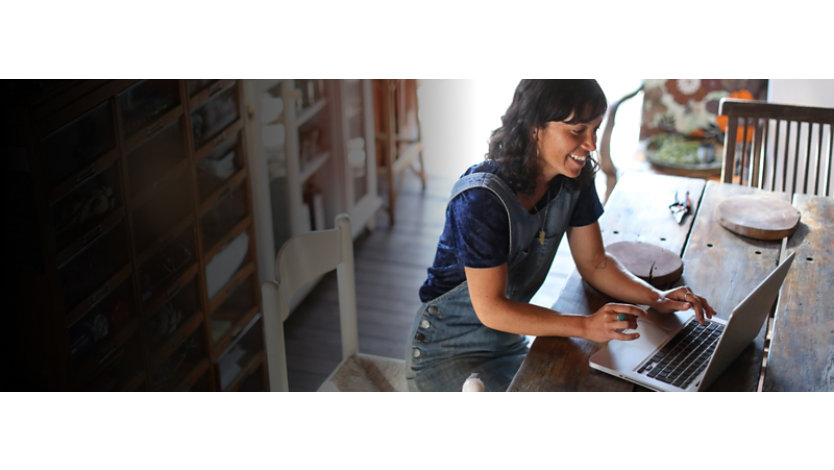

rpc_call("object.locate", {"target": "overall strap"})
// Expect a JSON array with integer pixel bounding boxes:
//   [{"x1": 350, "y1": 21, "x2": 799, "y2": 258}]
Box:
[{"x1": 448, "y1": 172, "x2": 521, "y2": 254}]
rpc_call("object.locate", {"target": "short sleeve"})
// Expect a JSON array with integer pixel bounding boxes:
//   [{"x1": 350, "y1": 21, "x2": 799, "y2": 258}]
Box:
[
  {"x1": 449, "y1": 187, "x2": 510, "y2": 268},
  {"x1": 568, "y1": 182, "x2": 604, "y2": 227}
]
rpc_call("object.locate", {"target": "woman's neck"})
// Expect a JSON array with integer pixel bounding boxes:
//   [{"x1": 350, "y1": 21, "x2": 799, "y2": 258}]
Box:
[{"x1": 518, "y1": 179, "x2": 552, "y2": 212}]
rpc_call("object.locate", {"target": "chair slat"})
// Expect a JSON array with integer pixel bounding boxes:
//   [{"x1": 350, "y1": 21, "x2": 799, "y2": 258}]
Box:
[
  {"x1": 719, "y1": 98, "x2": 834, "y2": 196},
  {"x1": 823, "y1": 126, "x2": 834, "y2": 196},
  {"x1": 792, "y1": 120, "x2": 802, "y2": 195},
  {"x1": 803, "y1": 122, "x2": 813, "y2": 194},
  {"x1": 814, "y1": 122, "x2": 824, "y2": 195}
]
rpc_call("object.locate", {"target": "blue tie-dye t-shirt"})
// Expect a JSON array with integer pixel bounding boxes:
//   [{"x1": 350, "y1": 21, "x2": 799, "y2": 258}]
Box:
[{"x1": 418, "y1": 161, "x2": 603, "y2": 302}]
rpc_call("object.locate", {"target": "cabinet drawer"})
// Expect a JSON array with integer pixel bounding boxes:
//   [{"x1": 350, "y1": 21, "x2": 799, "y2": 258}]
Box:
[
  {"x1": 68, "y1": 276, "x2": 136, "y2": 365},
  {"x1": 200, "y1": 181, "x2": 248, "y2": 253},
  {"x1": 196, "y1": 130, "x2": 243, "y2": 203},
  {"x1": 150, "y1": 324, "x2": 206, "y2": 391},
  {"x1": 187, "y1": 79, "x2": 218, "y2": 98},
  {"x1": 190, "y1": 82, "x2": 240, "y2": 150},
  {"x1": 147, "y1": 275, "x2": 201, "y2": 346},
  {"x1": 209, "y1": 272, "x2": 257, "y2": 346},
  {"x1": 50, "y1": 160, "x2": 123, "y2": 260},
  {"x1": 216, "y1": 315, "x2": 264, "y2": 391},
  {"x1": 138, "y1": 224, "x2": 196, "y2": 309},
  {"x1": 119, "y1": 80, "x2": 181, "y2": 139},
  {"x1": 131, "y1": 167, "x2": 193, "y2": 255},
  {"x1": 39, "y1": 100, "x2": 116, "y2": 188},
  {"x1": 73, "y1": 332, "x2": 142, "y2": 392},
  {"x1": 125, "y1": 116, "x2": 188, "y2": 200},
  {"x1": 59, "y1": 219, "x2": 129, "y2": 312}
]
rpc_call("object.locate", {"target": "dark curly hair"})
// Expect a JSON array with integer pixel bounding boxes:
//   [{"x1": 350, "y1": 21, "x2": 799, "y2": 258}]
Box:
[{"x1": 486, "y1": 79, "x2": 608, "y2": 195}]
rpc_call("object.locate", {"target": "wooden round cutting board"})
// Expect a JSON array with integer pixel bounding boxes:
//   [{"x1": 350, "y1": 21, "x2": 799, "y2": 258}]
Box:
[
  {"x1": 715, "y1": 195, "x2": 800, "y2": 240},
  {"x1": 606, "y1": 241, "x2": 683, "y2": 289}
]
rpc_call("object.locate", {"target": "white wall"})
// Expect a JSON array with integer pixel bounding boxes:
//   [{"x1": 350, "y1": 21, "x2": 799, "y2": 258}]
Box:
[
  {"x1": 768, "y1": 80, "x2": 834, "y2": 107},
  {"x1": 418, "y1": 79, "x2": 643, "y2": 179},
  {"x1": 418, "y1": 79, "x2": 518, "y2": 179}
]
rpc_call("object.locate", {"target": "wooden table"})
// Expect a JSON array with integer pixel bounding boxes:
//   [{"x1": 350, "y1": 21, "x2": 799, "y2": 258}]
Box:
[{"x1": 508, "y1": 171, "x2": 833, "y2": 392}]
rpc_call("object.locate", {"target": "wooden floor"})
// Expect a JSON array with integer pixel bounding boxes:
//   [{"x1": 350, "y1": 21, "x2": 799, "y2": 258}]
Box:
[{"x1": 284, "y1": 170, "x2": 577, "y2": 391}]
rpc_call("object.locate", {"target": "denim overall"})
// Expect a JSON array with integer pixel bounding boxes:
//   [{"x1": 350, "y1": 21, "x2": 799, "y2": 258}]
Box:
[{"x1": 405, "y1": 172, "x2": 582, "y2": 391}]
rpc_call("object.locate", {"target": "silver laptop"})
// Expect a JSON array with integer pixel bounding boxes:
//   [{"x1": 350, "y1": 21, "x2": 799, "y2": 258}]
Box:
[{"x1": 589, "y1": 251, "x2": 795, "y2": 392}]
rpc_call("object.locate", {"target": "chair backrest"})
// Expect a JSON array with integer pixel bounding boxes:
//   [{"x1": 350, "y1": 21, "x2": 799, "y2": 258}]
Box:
[
  {"x1": 261, "y1": 214, "x2": 358, "y2": 391},
  {"x1": 719, "y1": 98, "x2": 834, "y2": 196},
  {"x1": 598, "y1": 84, "x2": 643, "y2": 202}
]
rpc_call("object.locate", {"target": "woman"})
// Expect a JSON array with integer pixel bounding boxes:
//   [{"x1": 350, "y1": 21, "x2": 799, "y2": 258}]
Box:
[{"x1": 405, "y1": 80, "x2": 716, "y2": 392}]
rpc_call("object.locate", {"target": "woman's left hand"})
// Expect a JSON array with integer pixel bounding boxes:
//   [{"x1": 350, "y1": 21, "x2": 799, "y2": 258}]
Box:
[{"x1": 651, "y1": 286, "x2": 717, "y2": 325}]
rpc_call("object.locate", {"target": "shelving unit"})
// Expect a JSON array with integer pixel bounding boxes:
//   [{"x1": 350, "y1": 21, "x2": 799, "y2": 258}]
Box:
[
  {"x1": 246, "y1": 80, "x2": 382, "y2": 298},
  {"x1": 4, "y1": 79, "x2": 267, "y2": 391},
  {"x1": 373, "y1": 79, "x2": 427, "y2": 225}
]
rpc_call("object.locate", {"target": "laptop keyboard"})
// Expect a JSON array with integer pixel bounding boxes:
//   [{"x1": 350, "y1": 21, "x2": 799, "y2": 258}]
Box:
[{"x1": 636, "y1": 318, "x2": 725, "y2": 389}]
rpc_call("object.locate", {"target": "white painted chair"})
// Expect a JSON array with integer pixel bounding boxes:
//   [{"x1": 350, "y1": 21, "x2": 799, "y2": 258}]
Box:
[{"x1": 262, "y1": 213, "x2": 407, "y2": 392}]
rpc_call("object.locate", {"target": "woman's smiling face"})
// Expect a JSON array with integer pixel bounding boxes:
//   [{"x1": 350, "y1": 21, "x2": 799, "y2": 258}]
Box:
[{"x1": 535, "y1": 115, "x2": 602, "y2": 181}]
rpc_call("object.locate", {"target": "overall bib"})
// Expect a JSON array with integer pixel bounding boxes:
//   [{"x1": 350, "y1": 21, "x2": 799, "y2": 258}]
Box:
[{"x1": 405, "y1": 172, "x2": 582, "y2": 391}]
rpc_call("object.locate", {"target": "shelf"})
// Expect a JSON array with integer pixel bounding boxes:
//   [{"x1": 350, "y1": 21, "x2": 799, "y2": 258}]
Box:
[
  {"x1": 175, "y1": 359, "x2": 210, "y2": 392},
  {"x1": 136, "y1": 214, "x2": 194, "y2": 268},
  {"x1": 120, "y1": 371, "x2": 146, "y2": 392},
  {"x1": 215, "y1": 313, "x2": 263, "y2": 390},
  {"x1": 49, "y1": 148, "x2": 120, "y2": 203},
  {"x1": 198, "y1": 168, "x2": 248, "y2": 216},
  {"x1": 203, "y1": 215, "x2": 252, "y2": 263},
  {"x1": 195, "y1": 118, "x2": 244, "y2": 162},
  {"x1": 143, "y1": 263, "x2": 199, "y2": 315},
  {"x1": 56, "y1": 207, "x2": 125, "y2": 269},
  {"x1": 223, "y1": 350, "x2": 265, "y2": 392},
  {"x1": 123, "y1": 105, "x2": 184, "y2": 152},
  {"x1": 17, "y1": 79, "x2": 264, "y2": 391},
  {"x1": 148, "y1": 310, "x2": 203, "y2": 370},
  {"x1": 296, "y1": 97, "x2": 327, "y2": 127},
  {"x1": 73, "y1": 316, "x2": 140, "y2": 382},
  {"x1": 130, "y1": 157, "x2": 190, "y2": 210},
  {"x1": 211, "y1": 304, "x2": 259, "y2": 362},
  {"x1": 149, "y1": 325, "x2": 207, "y2": 391},
  {"x1": 208, "y1": 260, "x2": 255, "y2": 312},
  {"x1": 299, "y1": 151, "x2": 331, "y2": 183},
  {"x1": 66, "y1": 264, "x2": 132, "y2": 325},
  {"x1": 189, "y1": 80, "x2": 235, "y2": 110}
]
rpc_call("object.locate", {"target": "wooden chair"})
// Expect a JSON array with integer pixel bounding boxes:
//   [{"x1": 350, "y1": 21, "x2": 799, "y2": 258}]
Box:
[
  {"x1": 598, "y1": 84, "x2": 644, "y2": 202},
  {"x1": 261, "y1": 214, "x2": 407, "y2": 391},
  {"x1": 719, "y1": 98, "x2": 834, "y2": 196},
  {"x1": 374, "y1": 79, "x2": 427, "y2": 225}
]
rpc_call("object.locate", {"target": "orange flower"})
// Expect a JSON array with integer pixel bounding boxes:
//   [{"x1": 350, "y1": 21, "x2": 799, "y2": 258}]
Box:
[{"x1": 717, "y1": 89, "x2": 755, "y2": 142}]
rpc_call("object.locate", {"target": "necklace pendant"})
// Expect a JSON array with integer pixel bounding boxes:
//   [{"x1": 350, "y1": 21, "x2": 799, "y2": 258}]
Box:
[{"x1": 539, "y1": 229, "x2": 545, "y2": 245}]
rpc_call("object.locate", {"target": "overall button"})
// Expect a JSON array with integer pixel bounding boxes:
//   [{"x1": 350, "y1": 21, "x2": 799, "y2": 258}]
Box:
[
  {"x1": 420, "y1": 319, "x2": 431, "y2": 329},
  {"x1": 427, "y1": 305, "x2": 439, "y2": 315},
  {"x1": 412, "y1": 348, "x2": 422, "y2": 358},
  {"x1": 416, "y1": 333, "x2": 426, "y2": 342}
]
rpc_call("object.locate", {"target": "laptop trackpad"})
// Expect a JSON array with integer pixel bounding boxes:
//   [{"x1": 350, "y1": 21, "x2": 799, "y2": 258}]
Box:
[{"x1": 597, "y1": 310, "x2": 690, "y2": 370}]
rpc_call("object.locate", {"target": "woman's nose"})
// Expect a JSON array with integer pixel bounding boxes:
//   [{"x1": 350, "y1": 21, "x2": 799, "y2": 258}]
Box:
[{"x1": 581, "y1": 130, "x2": 597, "y2": 151}]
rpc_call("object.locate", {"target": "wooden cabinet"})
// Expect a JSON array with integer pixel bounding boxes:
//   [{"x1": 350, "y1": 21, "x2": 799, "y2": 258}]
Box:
[
  {"x1": 3, "y1": 79, "x2": 267, "y2": 391},
  {"x1": 245, "y1": 80, "x2": 382, "y2": 294}
]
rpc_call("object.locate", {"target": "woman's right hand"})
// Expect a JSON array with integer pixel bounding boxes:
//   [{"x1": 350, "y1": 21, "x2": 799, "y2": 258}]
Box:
[{"x1": 583, "y1": 303, "x2": 648, "y2": 342}]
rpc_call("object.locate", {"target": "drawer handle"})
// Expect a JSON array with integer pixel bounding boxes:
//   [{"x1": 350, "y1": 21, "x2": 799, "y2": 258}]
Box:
[
  {"x1": 90, "y1": 282, "x2": 111, "y2": 307},
  {"x1": 147, "y1": 119, "x2": 165, "y2": 135},
  {"x1": 81, "y1": 224, "x2": 104, "y2": 245},
  {"x1": 208, "y1": 82, "x2": 227, "y2": 98},
  {"x1": 75, "y1": 167, "x2": 97, "y2": 184}
]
